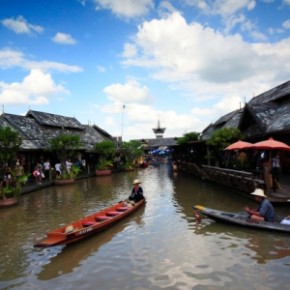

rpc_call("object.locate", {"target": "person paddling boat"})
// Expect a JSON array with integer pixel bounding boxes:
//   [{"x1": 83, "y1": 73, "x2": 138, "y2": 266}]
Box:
[{"x1": 244, "y1": 188, "x2": 275, "y2": 222}]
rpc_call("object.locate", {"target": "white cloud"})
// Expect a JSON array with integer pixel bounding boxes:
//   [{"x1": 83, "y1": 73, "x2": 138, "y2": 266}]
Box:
[
  {"x1": 122, "y1": 12, "x2": 259, "y2": 83},
  {"x1": 96, "y1": 65, "x2": 106, "y2": 72},
  {"x1": 0, "y1": 49, "x2": 25, "y2": 68},
  {"x1": 122, "y1": 11, "x2": 290, "y2": 91},
  {"x1": 93, "y1": 0, "x2": 154, "y2": 19},
  {"x1": 157, "y1": 1, "x2": 177, "y2": 17},
  {"x1": 184, "y1": 0, "x2": 255, "y2": 17},
  {"x1": 0, "y1": 69, "x2": 68, "y2": 105},
  {"x1": 212, "y1": 0, "x2": 256, "y2": 17},
  {"x1": 106, "y1": 104, "x2": 205, "y2": 140},
  {"x1": 102, "y1": 79, "x2": 153, "y2": 106},
  {"x1": 116, "y1": 10, "x2": 290, "y2": 139},
  {"x1": 122, "y1": 43, "x2": 137, "y2": 58},
  {"x1": 78, "y1": 0, "x2": 87, "y2": 6},
  {"x1": 283, "y1": 19, "x2": 290, "y2": 29},
  {"x1": 1, "y1": 16, "x2": 43, "y2": 34},
  {"x1": 52, "y1": 32, "x2": 77, "y2": 45},
  {"x1": 98, "y1": 79, "x2": 207, "y2": 139},
  {"x1": 184, "y1": 1, "x2": 264, "y2": 40},
  {"x1": 0, "y1": 48, "x2": 82, "y2": 73}
]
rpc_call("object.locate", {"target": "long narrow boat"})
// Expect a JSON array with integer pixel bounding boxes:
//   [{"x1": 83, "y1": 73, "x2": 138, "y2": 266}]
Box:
[
  {"x1": 34, "y1": 199, "x2": 145, "y2": 247},
  {"x1": 193, "y1": 205, "x2": 290, "y2": 233}
]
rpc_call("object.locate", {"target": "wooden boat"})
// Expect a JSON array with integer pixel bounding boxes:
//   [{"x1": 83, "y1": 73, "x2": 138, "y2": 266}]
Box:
[
  {"x1": 34, "y1": 199, "x2": 145, "y2": 247},
  {"x1": 193, "y1": 205, "x2": 290, "y2": 233}
]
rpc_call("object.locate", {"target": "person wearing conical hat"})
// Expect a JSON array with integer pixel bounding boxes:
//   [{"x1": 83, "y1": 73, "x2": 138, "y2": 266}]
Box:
[
  {"x1": 244, "y1": 188, "x2": 275, "y2": 222},
  {"x1": 127, "y1": 179, "x2": 144, "y2": 203}
]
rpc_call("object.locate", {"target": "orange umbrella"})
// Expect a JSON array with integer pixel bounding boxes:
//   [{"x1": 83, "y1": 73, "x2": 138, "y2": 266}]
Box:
[
  {"x1": 250, "y1": 137, "x2": 290, "y2": 151},
  {"x1": 224, "y1": 140, "x2": 253, "y2": 150}
]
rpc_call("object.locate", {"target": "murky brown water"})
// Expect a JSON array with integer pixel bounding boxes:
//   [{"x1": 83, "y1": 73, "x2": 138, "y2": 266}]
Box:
[{"x1": 1, "y1": 164, "x2": 290, "y2": 289}]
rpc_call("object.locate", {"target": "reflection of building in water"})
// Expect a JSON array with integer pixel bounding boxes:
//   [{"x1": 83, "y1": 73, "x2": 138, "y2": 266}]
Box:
[{"x1": 246, "y1": 236, "x2": 290, "y2": 264}]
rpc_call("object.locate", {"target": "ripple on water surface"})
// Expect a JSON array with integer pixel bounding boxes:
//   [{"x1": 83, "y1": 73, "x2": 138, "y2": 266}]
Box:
[{"x1": 1, "y1": 166, "x2": 290, "y2": 290}]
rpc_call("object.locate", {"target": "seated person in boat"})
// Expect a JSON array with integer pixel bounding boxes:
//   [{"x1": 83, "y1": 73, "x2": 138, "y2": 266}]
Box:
[
  {"x1": 127, "y1": 179, "x2": 144, "y2": 203},
  {"x1": 244, "y1": 188, "x2": 275, "y2": 222}
]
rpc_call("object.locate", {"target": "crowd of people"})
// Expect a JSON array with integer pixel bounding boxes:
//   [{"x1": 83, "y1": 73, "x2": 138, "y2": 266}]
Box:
[{"x1": 32, "y1": 158, "x2": 81, "y2": 184}]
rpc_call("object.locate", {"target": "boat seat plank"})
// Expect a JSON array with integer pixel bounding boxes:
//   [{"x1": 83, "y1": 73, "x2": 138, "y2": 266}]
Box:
[
  {"x1": 95, "y1": 215, "x2": 109, "y2": 222},
  {"x1": 83, "y1": 221, "x2": 97, "y2": 227},
  {"x1": 106, "y1": 211, "x2": 120, "y2": 217},
  {"x1": 116, "y1": 207, "x2": 128, "y2": 212}
]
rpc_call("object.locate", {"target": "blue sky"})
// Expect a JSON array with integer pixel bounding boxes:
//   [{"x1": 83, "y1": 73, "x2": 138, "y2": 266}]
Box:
[{"x1": 1, "y1": 0, "x2": 290, "y2": 141}]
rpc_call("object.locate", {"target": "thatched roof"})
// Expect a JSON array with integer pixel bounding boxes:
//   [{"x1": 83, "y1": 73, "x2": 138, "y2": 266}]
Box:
[
  {"x1": 201, "y1": 79, "x2": 290, "y2": 141},
  {"x1": 202, "y1": 109, "x2": 242, "y2": 140},
  {"x1": 26, "y1": 110, "x2": 83, "y2": 129},
  {"x1": 0, "y1": 110, "x2": 113, "y2": 151}
]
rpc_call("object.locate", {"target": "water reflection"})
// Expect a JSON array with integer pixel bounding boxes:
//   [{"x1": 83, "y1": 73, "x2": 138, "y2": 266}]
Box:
[
  {"x1": 37, "y1": 206, "x2": 145, "y2": 280},
  {"x1": 195, "y1": 218, "x2": 290, "y2": 264},
  {"x1": 1, "y1": 164, "x2": 290, "y2": 290}
]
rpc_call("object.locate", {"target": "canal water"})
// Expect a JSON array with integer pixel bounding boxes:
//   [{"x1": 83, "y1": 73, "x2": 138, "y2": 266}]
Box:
[{"x1": 1, "y1": 164, "x2": 290, "y2": 290}]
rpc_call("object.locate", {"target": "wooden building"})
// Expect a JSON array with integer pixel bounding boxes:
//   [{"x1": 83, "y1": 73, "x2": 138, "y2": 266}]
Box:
[
  {"x1": 177, "y1": 80, "x2": 290, "y2": 203},
  {"x1": 203, "y1": 80, "x2": 290, "y2": 144},
  {"x1": 0, "y1": 110, "x2": 114, "y2": 175}
]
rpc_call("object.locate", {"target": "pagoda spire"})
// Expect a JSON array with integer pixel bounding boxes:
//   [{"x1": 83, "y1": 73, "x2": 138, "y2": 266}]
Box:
[{"x1": 152, "y1": 119, "x2": 166, "y2": 138}]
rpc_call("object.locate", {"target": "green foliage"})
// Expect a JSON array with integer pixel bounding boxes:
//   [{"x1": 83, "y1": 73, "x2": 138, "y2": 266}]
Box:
[
  {"x1": 0, "y1": 173, "x2": 30, "y2": 199},
  {"x1": 205, "y1": 128, "x2": 243, "y2": 166},
  {"x1": 177, "y1": 132, "x2": 200, "y2": 145},
  {"x1": 94, "y1": 140, "x2": 116, "y2": 170},
  {"x1": 49, "y1": 134, "x2": 82, "y2": 152},
  {"x1": 60, "y1": 165, "x2": 81, "y2": 179},
  {"x1": 96, "y1": 157, "x2": 113, "y2": 170},
  {"x1": 0, "y1": 126, "x2": 22, "y2": 164},
  {"x1": 94, "y1": 140, "x2": 116, "y2": 157},
  {"x1": 49, "y1": 134, "x2": 82, "y2": 178},
  {"x1": 122, "y1": 161, "x2": 133, "y2": 171},
  {"x1": 0, "y1": 126, "x2": 24, "y2": 199},
  {"x1": 206, "y1": 128, "x2": 243, "y2": 149},
  {"x1": 121, "y1": 140, "x2": 144, "y2": 165}
]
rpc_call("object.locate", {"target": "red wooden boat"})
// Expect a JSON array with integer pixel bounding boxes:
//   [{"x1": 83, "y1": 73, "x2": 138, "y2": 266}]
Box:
[{"x1": 34, "y1": 199, "x2": 145, "y2": 247}]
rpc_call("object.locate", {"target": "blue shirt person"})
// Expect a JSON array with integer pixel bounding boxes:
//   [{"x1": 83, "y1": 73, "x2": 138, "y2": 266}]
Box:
[{"x1": 244, "y1": 188, "x2": 275, "y2": 222}]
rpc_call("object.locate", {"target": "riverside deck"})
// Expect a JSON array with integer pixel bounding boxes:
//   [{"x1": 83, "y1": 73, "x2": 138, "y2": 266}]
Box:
[{"x1": 179, "y1": 162, "x2": 290, "y2": 204}]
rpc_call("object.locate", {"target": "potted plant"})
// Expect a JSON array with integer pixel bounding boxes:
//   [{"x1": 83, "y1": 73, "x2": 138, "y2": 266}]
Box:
[
  {"x1": 0, "y1": 174, "x2": 30, "y2": 207},
  {"x1": 94, "y1": 140, "x2": 116, "y2": 176},
  {"x1": 49, "y1": 133, "x2": 83, "y2": 184},
  {"x1": 0, "y1": 126, "x2": 23, "y2": 207}
]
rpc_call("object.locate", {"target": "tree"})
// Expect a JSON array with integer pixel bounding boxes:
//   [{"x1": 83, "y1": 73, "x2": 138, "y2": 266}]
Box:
[
  {"x1": 177, "y1": 132, "x2": 200, "y2": 145},
  {"x1": 206, "y1": 127, "x2": 243, "y2": 166},
  {"x1": 0, "y1": 126, "x2": 24, "y2": 200},
  {"x1": 0, "y1": 126, "x2": 22, "y2": 165},
  {"x1": 206, "y1": 127, "x2": 243, "y2": 149},
  {"x1": 121, "y1": 140, "x2": 144, "y2": 169},
  {"x1": 94, "y1": 140, "x2": 116, "y2": 170},
  {"x1": 49, "y1": 133, "x2": 82, "y2": 178}
]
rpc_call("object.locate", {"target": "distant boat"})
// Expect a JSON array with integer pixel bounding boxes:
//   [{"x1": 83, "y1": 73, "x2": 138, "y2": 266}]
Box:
[
  {"x1": 193, "y1": 205, "x2": 290, "y2": 233},
  {"x1": 35, "y1": 199, "x2": 145, "y2": 247},
  {"x1": 139, "y1": 162, "x2": 149, "y2": 168}
]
